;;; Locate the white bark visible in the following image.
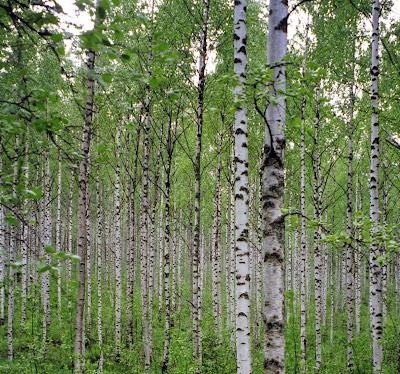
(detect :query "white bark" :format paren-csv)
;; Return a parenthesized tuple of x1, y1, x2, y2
(7, 142, 20, 360)
(0, 157, 5, 326)
(67, 184, 73, 283)
(263, 0, 287, 371)
(211, 150, 222, 332)
(96, 171, 103, 371)
(192, 0, 210, 366)
(369, 0, 383, 370)
(56, 153, 62, 320)
(74, 44, 96, 374)
(140, 97, 152, 370)
(21, 145, 29, 325)
(114, 124, 122, 360)
(162, 146, 173, 372)
(346, 79, 355, 371)
(313, 90, 322, 372)
(234, 0, 251, 372)
(300, 75, 307, 374)
(42, 150, 52, 347)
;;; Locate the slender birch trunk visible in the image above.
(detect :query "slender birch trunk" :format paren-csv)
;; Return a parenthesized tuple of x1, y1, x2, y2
(313, 90, 322, 372)
(158, 194, 164, 320)
(299, 20, 310, 369)
(162, 138, 173, 372)
(287, 192, 293, 295)
(354, 177, 361, 335)
(73, 43, 96, 374)
(345, 77, 355, 371)
(8, 139, 20, 360)
(127, 125, 140, 345)
(211, 148, 222, 333)
(229, 151, 236, 331)
(192, 0, 210, 366)
(21, 143, 29, 325)
(233, 0, 251, 372)
(96, 170, 104, 371)
(263, 0, 287, 371)
(299, 74, 307, 374)
(0, 158, 5, 326)
(141, 96, 152, 370)
(369, 0, 383, 370)
(56, 153, 62, 320)
(67, 184, 73, 283)
(114, 124, 122, 360)
(42, 149, 52, 347)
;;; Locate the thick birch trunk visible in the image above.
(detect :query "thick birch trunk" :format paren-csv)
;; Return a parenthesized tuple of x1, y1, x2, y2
(263, 1, 287, 371)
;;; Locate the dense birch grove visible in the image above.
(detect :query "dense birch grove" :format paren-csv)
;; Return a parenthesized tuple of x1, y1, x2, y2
(1, 0, 400, 373)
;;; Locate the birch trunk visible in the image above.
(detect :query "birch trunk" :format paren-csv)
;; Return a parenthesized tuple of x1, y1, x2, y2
(354, 178, 361, 335)
(73, 44, 96, 374)
(8, 141, 20, 359)
(233, 0, 251, 372)
(345, 79, 355, 371)
(141, 97, 152, 370)
(192, 0, 210, 366)
(67, 185, 73, 283)
(369, 0, 383, 370)
(211, 149, 222, 333)
(299, 77, 307, 374)
(0, 158, 4, 326)
(21, 145, 29, 325)
(114, 124, 122, 360)
(229, 153, 236, 331)
(127, 125, 140, 345)
(263, 0, 287, 371)
(313, 90, 322, 372)
(96, 171, 103, 371)
(162, 143, 173, 373)
(42, 150, 52, 347)
(56, 153, 62, 320)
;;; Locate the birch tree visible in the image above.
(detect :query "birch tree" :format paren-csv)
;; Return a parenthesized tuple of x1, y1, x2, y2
(262, 0, 287, 372)
(369, 0, 383, 370)
(233, 0, 251, 372)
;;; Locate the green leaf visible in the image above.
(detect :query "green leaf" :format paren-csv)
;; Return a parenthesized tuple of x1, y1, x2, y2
(5, 214, 18, 226)
(44, 245, 56, 254)
(50, 33, 64, 43)
(25, 187, 43, 200)
(38, 265, 52, 273)
(69, 254, 81, 263)
(120, 53, 131, 62)
(101, 73, 113, 84)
